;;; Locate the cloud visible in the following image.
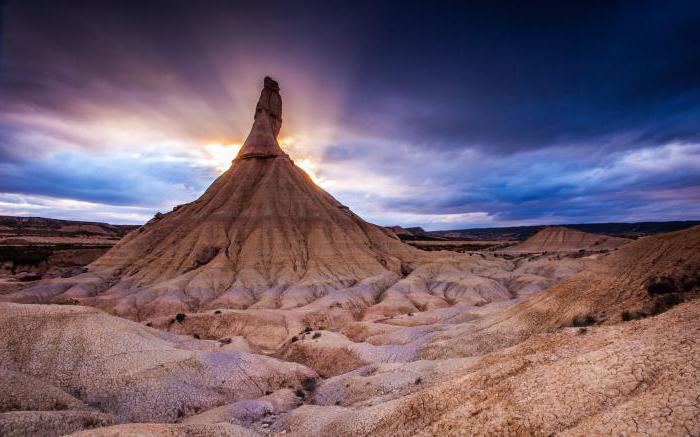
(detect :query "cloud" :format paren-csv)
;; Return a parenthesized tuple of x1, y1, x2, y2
(0, 1, 699, 228)
(0, 193, 154, 224)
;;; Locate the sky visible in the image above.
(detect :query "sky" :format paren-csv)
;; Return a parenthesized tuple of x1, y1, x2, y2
(0, 0, 699, 230)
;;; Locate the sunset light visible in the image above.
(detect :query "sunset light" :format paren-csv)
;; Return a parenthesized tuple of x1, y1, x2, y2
(296, 158, 324, 186)
(203, 142, 242, 172)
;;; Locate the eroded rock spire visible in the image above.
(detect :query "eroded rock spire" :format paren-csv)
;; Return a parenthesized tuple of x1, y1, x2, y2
(236, 76, 286, 160)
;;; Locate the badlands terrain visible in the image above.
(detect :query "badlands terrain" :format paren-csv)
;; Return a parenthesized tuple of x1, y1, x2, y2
(1, 78, 698, 436)
(0, 216, 136, 290)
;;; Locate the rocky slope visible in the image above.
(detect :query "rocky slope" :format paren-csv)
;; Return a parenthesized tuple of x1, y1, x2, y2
(0, 302, 314, 436)
(0, 225, 692, 436)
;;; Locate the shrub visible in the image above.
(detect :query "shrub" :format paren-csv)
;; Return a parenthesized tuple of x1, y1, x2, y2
(82, 416, 104, 429)
(193, 333, 200, 339)
(647, 277, 677, 295)
(578, 327, 588, 334)
(302, 377, 317, 392)
(294, 388, 305, 398)
(312, 332, 321, 339)
(650, 293, 683, 315)
(290, 336, 298, 343)
(572, 315, 596, 327)
(415, 377, 422, 385)
(175, 313, 186, 323)
(621, 311, 635, 321)
(214, 310, 222, 314)
(219, 338, 232, 345)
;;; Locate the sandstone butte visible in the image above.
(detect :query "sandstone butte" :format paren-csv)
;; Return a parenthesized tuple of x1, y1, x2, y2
(0, 77, 698, 437)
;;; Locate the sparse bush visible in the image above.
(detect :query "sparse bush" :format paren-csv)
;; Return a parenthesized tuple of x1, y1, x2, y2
(193, 333, 200, 339)
(219, 338, 232, 345)
(414, 377, 422, 385)
(650, 293, 683, 315)
(214, 310, 222, 314)
(621, 310, 635, 322)
(82, 416, 103, 429)
(294, 388, 305, 398)
(647, 277, 677, 295)
(302, 377, 317, 392)
(335, 400, 341, 405)
(145, 322, 153, 327)
(578, 327, 588, 334)
(290, 336, 298, 343)
(303, 326, 312, 333)
(312, 332, 321, 339)
(175, 313, 186, 323)
(572, 315, 596, 327)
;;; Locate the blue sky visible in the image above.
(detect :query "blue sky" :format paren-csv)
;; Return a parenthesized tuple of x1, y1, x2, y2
(0, 0, 699, 229)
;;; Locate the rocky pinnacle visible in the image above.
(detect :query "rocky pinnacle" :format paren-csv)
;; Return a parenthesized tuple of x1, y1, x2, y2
(236, 76, 286, 160)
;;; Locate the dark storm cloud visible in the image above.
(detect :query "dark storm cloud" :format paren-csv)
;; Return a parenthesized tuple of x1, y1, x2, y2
(0, 0, 699, 227)
(339, 1, 700, 154)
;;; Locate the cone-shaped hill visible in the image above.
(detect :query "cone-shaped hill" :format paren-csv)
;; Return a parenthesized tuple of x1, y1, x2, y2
(4, 78, 602, 325)
(8, 77, 424, 316)
(505, 226, 630, 253)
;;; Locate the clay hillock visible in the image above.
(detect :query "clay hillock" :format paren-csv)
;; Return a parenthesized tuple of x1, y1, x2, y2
(422, 225, 700, 359)
(426, 220, 700, 241)
(0, 302, 314, 435)
(503, 226, 630, 253)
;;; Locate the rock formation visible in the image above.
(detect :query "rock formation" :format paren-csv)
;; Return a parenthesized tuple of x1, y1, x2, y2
(504, 226, 630, 253)
(6, 77, 423, 319)
(4, 79, 593, 325)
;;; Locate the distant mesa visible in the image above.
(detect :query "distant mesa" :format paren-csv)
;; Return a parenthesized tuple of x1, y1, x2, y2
(503, 226, 630, 253)
(386, 226, 416, 238)
(386, 226, 434, 241)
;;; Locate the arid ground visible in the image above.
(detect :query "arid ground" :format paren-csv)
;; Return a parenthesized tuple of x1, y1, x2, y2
(1, 78, 698, 437)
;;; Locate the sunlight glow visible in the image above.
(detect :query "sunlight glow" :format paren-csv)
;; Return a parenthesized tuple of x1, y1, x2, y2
(296, 158, 324, 186)
(204, 143, 242, 172)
